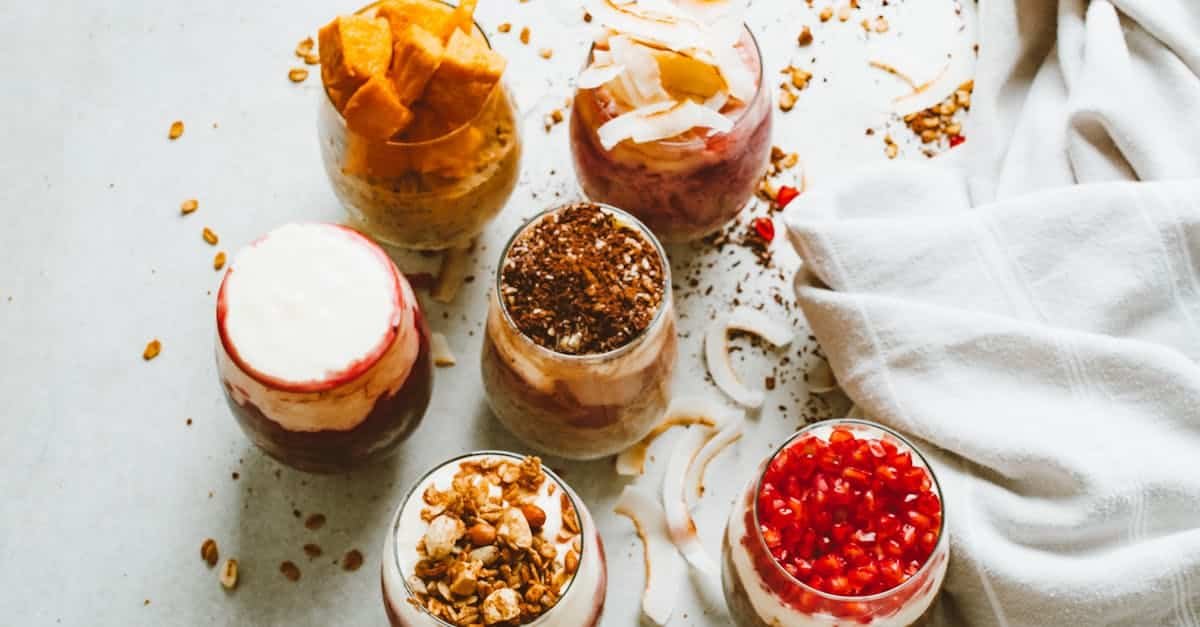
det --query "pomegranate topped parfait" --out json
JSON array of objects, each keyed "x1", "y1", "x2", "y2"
[
  {"x1": 722, "y1": 420, "x2": 949, "y2": 626},
  {"x1": 215, "y1": 223, "x2": 433, "y2": 473},
  {"x1": 569, "y1": 0, "x2": 773, "y2": 242}
]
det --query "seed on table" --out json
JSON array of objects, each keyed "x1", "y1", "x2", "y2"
[
  {"x1": 180, "y1": 199, "x2": 198, "y2": 215},
  {"x1": 168, "y1": 120, "x2": 184, "y2": 140},
  {"x1": 203, "y1": 228, "x2": 218, "y2": 245}
]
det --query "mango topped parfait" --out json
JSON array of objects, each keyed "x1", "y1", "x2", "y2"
[
  {"x1": 569, "y1": 0, "x2": 772, "y2": 242},
  {"x1": 317, "y1": 0, "x2": 521, "y2": 250}
]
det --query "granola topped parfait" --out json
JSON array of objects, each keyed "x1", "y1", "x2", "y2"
[
  {"x1": 569, "y1": 0, "x2": 772, "y2": 242},
  {"x1": 480, "y1": 202, "x2": 678, "y2": 459},
  {"x1": 382, "y1": 453, "x2": 607, "y2": 626},
  {"x1": 722, "y1": 420, "x2": 949, "y2": 627},
  {"x1": 215, "y1": 223, "x2": 432, "y2": 473},
  {"x1": 317, "y1": 0, "x2": 521, "y2": 250}
]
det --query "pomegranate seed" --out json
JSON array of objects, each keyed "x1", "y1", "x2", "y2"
[
  {"x1": 906, "y1": 509, "x2": 933, "y2": 530},
  {"x1": 949, "y1": 134, "x2": 966, "y2": 148},
  {"x1": 831, "y1": 523, "x2": 852, "y2": 544},
  {"x1": 883, "y1": 539, "x2": 904, "y2": 557},
  {"x1": 877, "y1": 513, "x2": 900, "y2": 537},
  {"x1": 763, "y1": 527, "x2": 782, "y2": 548},
  {"x1": 828, "y1": 575, "x2": 852, "y2": 595},
  {"x1": 814, "y1": 553, "x2": 845, "y2": 576},
  {"x1": 916, "y1": 492, "x2": 941, "y2": 516},
  {"x1": 902, "y1": 467, "x2": 930, "y2": 492},
  {"x1": 867, "y1": 440, "x2": 888, "y2": 459},
  {"x1": 776, "y1": 185, "x2": 800, "y2": 208},
  {"x1": 876, "y1": 465, "x2": 899, "y2": 483},
  {"x1": 792, "y1": 558, "x2": 813, "y2": 579},
  {"x1": 842, "y1": 542, "x2": 868, "y2": 566},
  {"x1": 919, "y1": 530, "x2": 938, "y2": 553},
  {"x1": 900, "y1": 524, "x2": 917, "y2": 548},
  {"x1": 891, "y1": 451, "x2": 913, "y2": 470},
  {"x1": 752, "y1": 217, "x2": 776, "y2": 243},
  {"x1": 829, "y1": 427, "x2": 856, "y2": 446},
  {"x1": 842, "y1": 466, "x2": 872, "y2": 486},
  {"x1": 849, "y1": 564, "x2": 877, "y2": 587}
]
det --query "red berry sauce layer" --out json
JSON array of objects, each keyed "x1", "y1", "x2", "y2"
[{"x1": 755, "y1": 426, "x2": 943, "y2": 598}]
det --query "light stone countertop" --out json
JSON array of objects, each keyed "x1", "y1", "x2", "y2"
[{"x1": 0, "y1": 1, "x2": 976, "y2": 624}]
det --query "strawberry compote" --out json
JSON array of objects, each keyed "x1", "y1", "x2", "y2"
[{"x1": 722, "y1": 420, "x2": 948, "y2": 626}]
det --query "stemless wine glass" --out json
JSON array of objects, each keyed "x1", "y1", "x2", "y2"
[
  {"x1": 569, "y1": 25, "x2": 773, "y2": 243},
  {"x1": 317, "y1": 0, "x2": 522, "y2": 250}
]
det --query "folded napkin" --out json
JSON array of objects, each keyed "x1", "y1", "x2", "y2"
[{"x1": 784, "y1": 1, "x2": 1200, "y2": 625}]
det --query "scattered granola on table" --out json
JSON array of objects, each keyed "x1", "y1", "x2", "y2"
[{"x1": 901, "y1": 79, "x2": 973, "y2": 152}]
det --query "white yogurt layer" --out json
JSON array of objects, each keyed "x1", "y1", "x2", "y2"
[
  {"x1": 217, "y1": 223, "x2": 421, "y2": 433},
  {"x1": 726, "y1": 495, "x2": 948, "y2": 627},
  {"x1": 382, "y1": 454, "x2": 605, "y2": 626},
  {"x1": 222, "y1": 223, "x2": 400, "y2": 384}
]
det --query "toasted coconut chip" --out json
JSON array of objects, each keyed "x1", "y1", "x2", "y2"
[
  {"x1": 598, "y1": 99, "x2": 732, "y2": 149},
  {"x1": 875, "y1": 59, "x2": 952, "y2": 115},
  {"x1": 431, "y1": 243, "x2": 472, "y2": 304},
  {"x1": 663, "y1": 426, "x2": 718, "y2": 575},
  {"x1": 615, "y1": 395, "x2": 727, "y2": 475},
  {"x1": 685, "y1": 411, "x2": 744, "y2": 506},
  {"x1": 430, "y1": 332, "x2": 456, "y2": 367},
  {"x1": 607, "y1": 35, "x2": 671, "y2": 108},
  {"x1": 703, "y1": 89, "x2": 729, "y2": 111},
  {"x1": 711, "y1": 41, "x2": 755, "y2": 102},
  {"x1": 587, "y1": 0, "x2": 709, "y2": 53},
  {"x1": 578, "y1": 63, "x2": 627, "y2": 89},
  {"x1": 614, "y1": 486, "x2": 684, "y2": 626},
  {"x1": 807, "y1": 357, "x2": 838, "y2": 393},
  {"x1": 706, "y1": 308, "x2": 793, "y2": 408}
]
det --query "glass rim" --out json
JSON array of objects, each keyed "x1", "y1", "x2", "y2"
[
  {"x1": 389, "y1": 451, "x2": 589, "y2": 626},
  {"x1": 749, "y1": 418, "x2": 948, "y2": 603},
  {"x1": 323, "y1": 0, "x2": 502, "y2": 148},
  {"x1": 491, "y1": 201, "x2": 674, "y2": 363},
  {"x1": 578, "y1": 21, "x2": 767, "y2": 142}
]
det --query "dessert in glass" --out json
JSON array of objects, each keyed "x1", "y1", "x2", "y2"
[
  {"x1": 480, "y1": 202, "x2": 678, "y2": 460},
  {"x1": 723, "y1": 420, "x2": 949, "y2": 626},
  {"x1": 382, "y1": 453, "x2": 607, "y2": 626},
  {"x1": 569, "y1": 0, "x2": 773, "y2": 242},
  {"x1": 317, "y1": 0, "x2": 521, "y2": 250},
  {"x1": 215, "y1": 223, "x2": 433, "y2": 473}
]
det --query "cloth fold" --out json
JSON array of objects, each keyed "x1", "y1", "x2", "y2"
[{"x1": 784, "y1": 1, "x2": 1200, "y2": 625}]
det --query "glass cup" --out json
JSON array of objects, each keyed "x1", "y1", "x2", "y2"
[
  {"x1": 480, "y1": 203, "x2": 678, "y2": 460},
  {"x1": 381, "y1": 452, "x2": 608, "y2": 626},
  {"x1": 722, "y1": 420, "x2": 949, "y2": 626},
  {"x1": 317, "y1": 1, "x2": 522, "y2": 251},
  {"x1": 215, "y1": 224, "x2": 433, "y2": 473},
  {"x1": 569, "y1": 25, "x2": 773, "y2": 243}
]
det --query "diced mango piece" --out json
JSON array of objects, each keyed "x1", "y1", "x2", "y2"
[
  {"x1": 654, "y1": 50, "x2": 726, "y2": 100},
  {"x1": 342, "y1": 75, "x2": 414, "y2": 140},
  {"x1": 376, "y1": 0, "x2": 454, "y2": 42},
  {"x1": 419, "y1": 30, "x2": 506, "y2": 128},
  {"x1": 318, "y1": 15, "x2": 393, "y2": 109},
  {"x1": 389, "y1": 24, "x2": 445, "y2": 105},
  {"x1": 442, "y1": 0, "x2": 479, "y2": 38}
]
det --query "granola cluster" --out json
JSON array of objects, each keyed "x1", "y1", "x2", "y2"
[{"x1": 407, "y1": 456, "x2": 582, "y2": 626}]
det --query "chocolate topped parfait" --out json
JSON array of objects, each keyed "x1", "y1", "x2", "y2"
[
  {"x1": 215, "y1": 223, "x2": 432, "y2": 473},
  {"x1": 480, "y1": 202, "x2": 678, "y2": 459}
]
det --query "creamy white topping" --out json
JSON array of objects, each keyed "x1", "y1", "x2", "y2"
[
  {"x1": 222, "y1": 223, "x2": 399, "y2": 384},
  {"x1": 382, "y1": 454, "x2": 605, "y2": 626}
]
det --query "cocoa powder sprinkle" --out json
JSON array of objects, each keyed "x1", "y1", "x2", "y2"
[{"x1": 500, "y1": 203, "x2": 666, "y2": 355}]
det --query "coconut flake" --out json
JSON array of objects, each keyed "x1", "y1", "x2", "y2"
[
  {"x1": 615, "y1": 395, "x2": 728, "y2": 475},
  {"x1": 614, "y1": 486, "x2": 684, "y2": 626},
  {"x1": 684, "y1": 412, "x2": 744, "y2": 506},
  {"x1": 608, "y1": 35, "x2": 671, "y2": 108},
  {"x1": 662, "y1": 427, "x2": 718, "y2": 575},
  {"x1": 705, "y1": 307, "x2": 793, "y2": 408},
  {"x1": 586, "y1": 0, "x2": 709, "y2": 53},
  {"x1": 430, "y1": 332, "x2": 456, "y2": 367},
  {"x1": 807, "y1": 357, "x2": 838, "y2": 393},
  {"x1": 597, "y1": 99, "x2": 732, "y2": 149},
  {"x1": 711, "y1": 41, "x2": 755, "y2": 102},
  {"x1": 431, "y1": 244, "x2": 472, "y2": 304},
  {"x1": 578, "y1": 63, "x2": 627, "y2": 89}
]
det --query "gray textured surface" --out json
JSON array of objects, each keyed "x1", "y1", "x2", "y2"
[{"x1": 0, "y1": 1, "x2": 975, "y2": 624}]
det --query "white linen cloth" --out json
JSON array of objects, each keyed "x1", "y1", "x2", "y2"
[{"x1": 783, "y1": 1, "x2": 1200, "y2": 625}]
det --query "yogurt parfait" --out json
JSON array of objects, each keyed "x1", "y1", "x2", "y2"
[
  {"x1": 382, "y1": 453, "x2": 607, "y2": 626},
  {"x1": 723, "y1": 420, "x2": 949, "y2": 626},
  {"x1": 215, "y1": 223, "x2": 432, "y2": 473},
  {"x1": 317, "y1": 0, "x2": 521, "y2": 250},
  {"x1": 480, "y1": 202, "x2": 678, "y2": 459},
  {"x1": 569, "y1": 0, "x2": 772, "y2": 242}
]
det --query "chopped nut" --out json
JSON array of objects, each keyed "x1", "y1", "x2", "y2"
[
  {"x1": 798, "y1": 25, "x2": 813, "y2": 46},
  {"x1": 303, "y1": 51, "x2": 320, "y2": 65},
  {"x1": 469, "y1": 545, "x2": 501, "y2": 566},
  {"x1": 783, "y1": 65, "x2": 813, "y2": 90},
  {"x1": 425, "y1": 515, "x2": 466, "y2": 559},
  {"x1": 539, "y1": 48, "x2": 553, "y2": 60},
  {"x1": 180, "y1": 199, "x2": 198, "y2": 215},
  {"x1": 873, "y1": 15, "x2": 889, "y2": 32},
  {"x1": 213, "y1": 252, "x2": 226, "y2": 271},
  {"x1": 482, "y1": 588, "x2": 521, "y2": 624},
  {"x1": 280, "y1": 561, "x2": 301, "y2": 581},
  {"x1": 778, "y1": 85, "x2": 798, "y2": 112},
  {"x1": 551, "y1": 109, "x2": 564, "y2": 124},
  {"x1": 342, "y1": 549, "x2": 364, "y2": 572},
  {"x1": 201, "y1": 538, "x2": 219, "y2": 567},
  {"x1": 497, "y1": 22, "x2": 511, "y2": 33},
  {"x1": 219, "y1": 559, "x2": 238, "y2": 589},
  {"x1": 497, "y1": 507, "x2": 533, "y2": 550},
  {"x1": 564, "y1": 548, "x2": 579, "y2": 574},
  {"x1": 819, "y1": 6, "x2": 833, "y2": 21},
  {"x1": 168, "y1": 120, "x2": 184, "y2": 140},
  {"x1": 448, "y1": 562, "x2": 479, "y2": 596},
  {"x1": 143, "y1": 339, "x2": 162, "y2": 361},
  {"x1": 295, "y1": 36, "x2": 314, "y2": 58},
  {"x1": 304, "y1": 513, "x2": 326, "y2": 530},
  {"x1": 288, "y1": 68, "x2": 309, "y2": 83},
  {"x1": 467, "y1": 521, "x2": 497, "y2": 546},
  {"x1": 838, "y1": 4, "x2": 852, "y2": 21},
  {"x1": 431, "y1": 332, "x2": 457, "y2": 367},
  {"x1": 202, "y1": 228, "x2": 218, "y2": 246},
  {"x1": 519, "y1": 27, "x2": 530, "y2": 45}
]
